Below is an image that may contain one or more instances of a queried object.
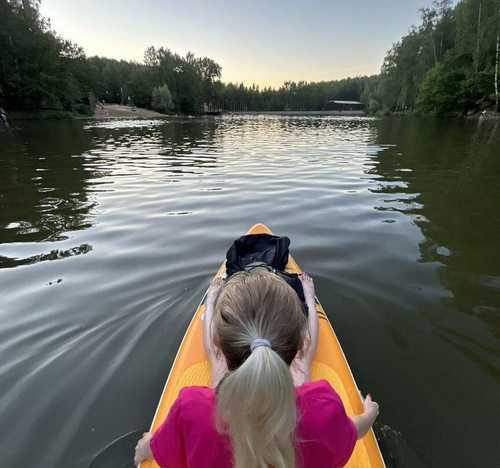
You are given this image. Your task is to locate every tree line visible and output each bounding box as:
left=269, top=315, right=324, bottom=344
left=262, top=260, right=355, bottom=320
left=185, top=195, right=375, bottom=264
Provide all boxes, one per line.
left=1, top=0, right=499, bottom=116
left=0, top=0, right=222, bottom=114
left=363, top=0, right=500, bottom=114
left=0, top=0, right=367, bottom=114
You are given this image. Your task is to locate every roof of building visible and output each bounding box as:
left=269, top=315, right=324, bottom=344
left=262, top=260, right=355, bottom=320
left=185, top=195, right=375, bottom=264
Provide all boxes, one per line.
left=329, top=100, right=363, bottom=105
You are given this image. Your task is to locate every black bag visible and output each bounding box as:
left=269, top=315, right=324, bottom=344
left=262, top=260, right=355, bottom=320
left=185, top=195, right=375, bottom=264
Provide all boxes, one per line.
left=225, top=234, right=306, bottom=305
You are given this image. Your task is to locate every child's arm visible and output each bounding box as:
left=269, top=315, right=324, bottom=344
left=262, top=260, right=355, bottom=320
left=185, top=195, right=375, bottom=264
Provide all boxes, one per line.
left=203, top=277, right=228, bottom=387
left=202, top=277, right=224, bottom=363
left=299, top=272, right=319, bottom=364
left=351, top=394, right=379, bottom=439
left=290, top=273, right=319, bottom=386
left=202, top=302, right=216, bottom=362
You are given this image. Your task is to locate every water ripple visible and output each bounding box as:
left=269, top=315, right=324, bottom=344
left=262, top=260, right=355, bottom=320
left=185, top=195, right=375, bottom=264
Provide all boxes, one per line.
left=1, top=115, right=499, bottom=467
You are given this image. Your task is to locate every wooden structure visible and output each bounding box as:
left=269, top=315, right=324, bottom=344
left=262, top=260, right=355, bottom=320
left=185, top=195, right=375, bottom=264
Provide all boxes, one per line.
left=325, top=100, right=365, bottom=114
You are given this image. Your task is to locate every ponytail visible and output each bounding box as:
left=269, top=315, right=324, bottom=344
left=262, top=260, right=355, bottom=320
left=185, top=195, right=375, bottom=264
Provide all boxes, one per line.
left=217, top=346, right=297, bottom=468
left=213, top=269, right=306, bottom=468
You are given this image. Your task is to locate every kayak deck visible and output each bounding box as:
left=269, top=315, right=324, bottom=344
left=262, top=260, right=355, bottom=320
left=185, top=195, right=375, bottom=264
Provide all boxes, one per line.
left=142, top=223, right=384, bottom=467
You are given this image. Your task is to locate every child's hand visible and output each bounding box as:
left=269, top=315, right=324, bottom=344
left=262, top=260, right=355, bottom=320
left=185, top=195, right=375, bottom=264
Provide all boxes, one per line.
left=134, top=431, right=153, bottom=466
left=299, top=272, right=315, bottom=302
left=363, top=394, right=379, bottom=418
left=353, top=394, right=380, bottom=439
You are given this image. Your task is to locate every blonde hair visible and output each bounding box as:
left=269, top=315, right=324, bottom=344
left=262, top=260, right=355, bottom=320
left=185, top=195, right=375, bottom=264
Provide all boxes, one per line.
left=213, top=269, right=306, bottom=468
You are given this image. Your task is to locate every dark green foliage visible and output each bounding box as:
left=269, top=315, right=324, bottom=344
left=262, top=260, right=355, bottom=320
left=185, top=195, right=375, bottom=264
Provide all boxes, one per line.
left=141, top=47, right=221, bottom=113
left=0, top=0, right=90, bottom=112
left=217, top=77, right=369, bottom=112
left=151, top=84, right=173, bottom=113
left=0, top=2, right=223, bottom=114
left=417, top=62, right=466, bottom=113
left=364, top=0, right=500, bottom=114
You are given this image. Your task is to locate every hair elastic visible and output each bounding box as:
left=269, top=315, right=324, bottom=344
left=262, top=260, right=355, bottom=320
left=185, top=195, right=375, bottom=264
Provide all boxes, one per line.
left=250, top=338, right=272, bottom=352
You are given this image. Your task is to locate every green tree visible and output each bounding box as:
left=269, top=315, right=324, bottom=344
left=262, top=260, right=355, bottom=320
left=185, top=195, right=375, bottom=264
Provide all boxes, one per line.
left=417, top=62, right=464, bottom=113
left=0, top=0, right=91, bottom=111
left=151, top=84, right=173, bottom=113
left=362, top=0, right=500, bottom=114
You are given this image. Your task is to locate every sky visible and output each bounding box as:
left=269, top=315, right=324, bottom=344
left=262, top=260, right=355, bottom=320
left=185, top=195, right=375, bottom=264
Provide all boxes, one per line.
left=40, top=0, right=436, bottom=88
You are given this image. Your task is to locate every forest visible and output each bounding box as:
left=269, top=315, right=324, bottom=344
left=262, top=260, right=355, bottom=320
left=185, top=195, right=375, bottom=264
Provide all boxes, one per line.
left=1, top=0, right=499, bottom=115
left=363, top=0, right=500, bottom=114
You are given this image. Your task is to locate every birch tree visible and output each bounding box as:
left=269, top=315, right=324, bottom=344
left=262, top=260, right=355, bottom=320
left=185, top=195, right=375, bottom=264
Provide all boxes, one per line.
left=496, top=10, right=499, bottom=112
left=475, top=0, right=483, bottom=73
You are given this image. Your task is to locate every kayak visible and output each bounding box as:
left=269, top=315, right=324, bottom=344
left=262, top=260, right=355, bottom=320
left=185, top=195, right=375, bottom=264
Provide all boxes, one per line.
left=141, top=223, right=385, bottom=467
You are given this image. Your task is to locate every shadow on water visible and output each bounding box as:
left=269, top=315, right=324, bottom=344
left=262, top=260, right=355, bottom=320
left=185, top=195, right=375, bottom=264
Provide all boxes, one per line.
left=374, top=117, right=500, bottom=343
left=366, top=117, right=500, bottom=467
left=0, top=121, right=99, bottom=269
left=0, top=121, right=97, bottom=244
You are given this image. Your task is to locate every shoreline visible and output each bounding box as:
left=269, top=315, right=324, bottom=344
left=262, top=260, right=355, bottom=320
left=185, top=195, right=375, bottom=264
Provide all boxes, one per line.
left=231, top=110, right=367, bottom=116
left=92, top=104, right=167, bottom=119
left=5, top=105, right=500, bottom=121
left=7, top=104, right=168, bottom=121
left=470, top=110, right=500, bottom=121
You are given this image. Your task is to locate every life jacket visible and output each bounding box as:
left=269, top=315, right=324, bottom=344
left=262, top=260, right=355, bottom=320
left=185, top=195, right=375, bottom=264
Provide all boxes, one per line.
left=225, top=234, right=306, bottom=307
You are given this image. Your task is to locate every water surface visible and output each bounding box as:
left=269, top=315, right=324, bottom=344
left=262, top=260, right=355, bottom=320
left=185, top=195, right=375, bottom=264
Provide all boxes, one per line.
left=1, top=115, right=499, bottom=467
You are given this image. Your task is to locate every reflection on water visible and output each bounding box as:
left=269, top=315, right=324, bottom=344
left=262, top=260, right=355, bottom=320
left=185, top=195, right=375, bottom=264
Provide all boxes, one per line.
left=0, top=243, right=93, bottom=268
left=84, top=119, right=166, bottom=130
left=1, top=122, right=96, bottom=246
left=0, top=115, right=499, bottom=467
left=376, top=118, right=500, bottom=345
left=0, top=118, right=220, bottom=267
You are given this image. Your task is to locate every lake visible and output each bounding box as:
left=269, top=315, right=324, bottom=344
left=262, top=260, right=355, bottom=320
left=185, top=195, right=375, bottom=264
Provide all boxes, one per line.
left=1, top=115, right=499, bottom=467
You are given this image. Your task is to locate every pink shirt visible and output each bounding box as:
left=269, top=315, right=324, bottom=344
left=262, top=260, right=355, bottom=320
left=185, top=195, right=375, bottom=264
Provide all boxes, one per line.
left=150, top=380, right=357, bottom=468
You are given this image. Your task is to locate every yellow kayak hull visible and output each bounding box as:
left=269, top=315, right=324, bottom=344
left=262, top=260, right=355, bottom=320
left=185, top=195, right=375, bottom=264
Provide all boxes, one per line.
left=143, top=223, right=385, bottom=467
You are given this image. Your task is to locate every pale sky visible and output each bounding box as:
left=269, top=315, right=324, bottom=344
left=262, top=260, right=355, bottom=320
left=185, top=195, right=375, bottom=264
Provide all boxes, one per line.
left=40, top=0, right=436, bottom=88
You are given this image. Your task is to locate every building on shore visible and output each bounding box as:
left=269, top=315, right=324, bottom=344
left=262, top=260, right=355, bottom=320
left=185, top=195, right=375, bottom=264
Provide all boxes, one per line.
left=202, top=102, right=223, bottom=115
left=324, top=100, right=365, bottom=115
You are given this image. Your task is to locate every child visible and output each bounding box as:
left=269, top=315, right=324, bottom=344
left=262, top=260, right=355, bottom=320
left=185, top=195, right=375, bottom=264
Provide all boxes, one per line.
left=135, top=269, right=379, bottom=467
